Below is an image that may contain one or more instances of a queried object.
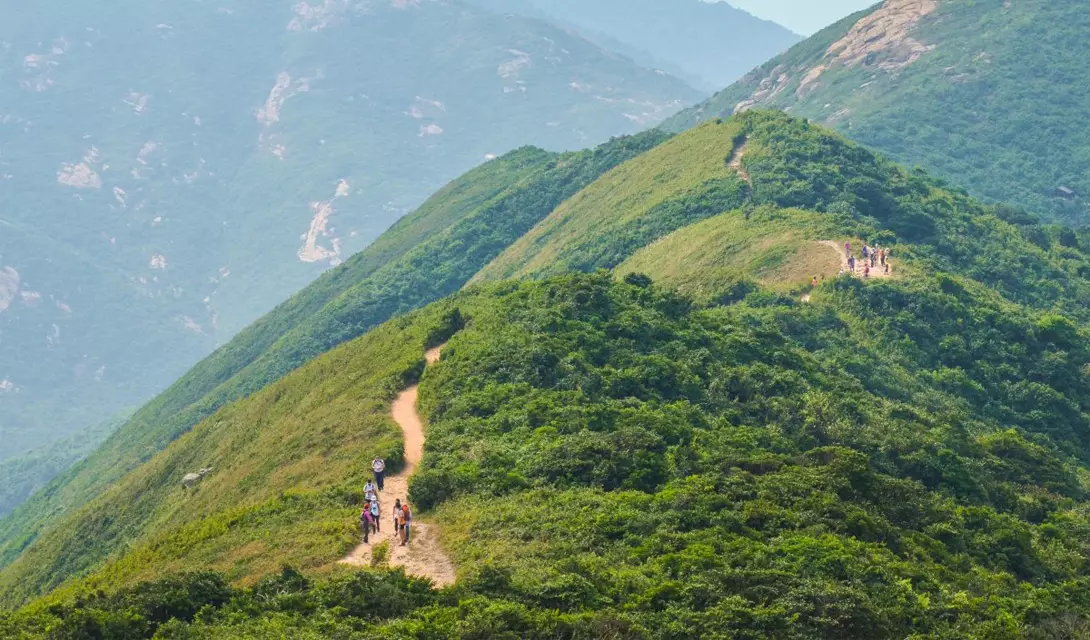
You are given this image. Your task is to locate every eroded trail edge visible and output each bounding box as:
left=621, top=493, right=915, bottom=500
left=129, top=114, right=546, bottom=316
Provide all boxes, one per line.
left=339, top=345, right=455, bottom=586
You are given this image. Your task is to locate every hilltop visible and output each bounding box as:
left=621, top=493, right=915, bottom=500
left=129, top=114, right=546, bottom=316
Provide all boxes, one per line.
left=667, top=0, right=1090, bottom=226
left=0, top=0, right=699, bottom=469
left=4, top=112, right=1090, bottom=637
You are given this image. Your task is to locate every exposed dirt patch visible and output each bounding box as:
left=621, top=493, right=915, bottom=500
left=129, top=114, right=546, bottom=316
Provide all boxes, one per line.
left=339, top=345, right=455, bottom=587
left=727, top=138, right=751, bottom=185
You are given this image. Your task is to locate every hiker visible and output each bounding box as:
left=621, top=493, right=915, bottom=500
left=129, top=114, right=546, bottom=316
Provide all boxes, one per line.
left=884, top=262, right=890, bottom=275
left=811, top=275, right=819, bottom=288
left=393, top=498, right=402, bottom=537
left=364, top=479, right=377, bottom=503
left=880, top=248, right=887, bottom=266
left=361, top=507, right=374, bottom=543
left=369, top=498, right=381, bottom=533
left=862, top=244, right=869, bottom=260
left=864, top=263, right=871, bottom=278
left=372, top=457, right=386, bottom=491
left=870, top=250, right=877, bottom=268
left=848, top=255, right=856, bottom=272
left=400, top=503, right=412, bottom=546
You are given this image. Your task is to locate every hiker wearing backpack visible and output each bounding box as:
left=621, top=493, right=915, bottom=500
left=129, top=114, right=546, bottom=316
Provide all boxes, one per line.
left=361, top=507, right=374, bottom=543
left=364, top=479, right=377, bottom=503
left=369, top=498, right=381, bottom=533
left=372, top=458, right=386, bottom=491
left=400, top=503, right=412, bottom=546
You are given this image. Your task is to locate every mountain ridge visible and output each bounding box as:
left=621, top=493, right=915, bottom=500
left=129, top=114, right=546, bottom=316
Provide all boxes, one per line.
left=4, top=114, right=1090, bottom=640
left=666, top=0, right=1090, bottom=225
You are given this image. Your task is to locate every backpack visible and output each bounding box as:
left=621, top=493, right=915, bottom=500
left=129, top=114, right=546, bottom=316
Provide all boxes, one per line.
left=370, top=502, right=380, bottom=516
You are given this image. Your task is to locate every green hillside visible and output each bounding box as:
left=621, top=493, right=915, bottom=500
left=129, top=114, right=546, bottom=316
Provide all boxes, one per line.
left=666, top=0, right=1090, bottom=226
left=6, top=112, right=1090, bottom=637
left=0, top=132, right=666, bottom=577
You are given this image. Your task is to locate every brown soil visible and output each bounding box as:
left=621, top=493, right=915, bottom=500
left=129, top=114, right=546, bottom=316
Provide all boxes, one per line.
left=338, top=344, right=455, bottom=587
left=728, top=138, right=751, bottom=184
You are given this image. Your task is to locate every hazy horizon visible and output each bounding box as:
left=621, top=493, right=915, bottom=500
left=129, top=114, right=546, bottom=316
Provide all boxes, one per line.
left=718, top=0, right=877, bottom=35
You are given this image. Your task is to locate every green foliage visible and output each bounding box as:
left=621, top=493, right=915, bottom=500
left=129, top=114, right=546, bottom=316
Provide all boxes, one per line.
left=7, top=271, right=1090, bottom=637
left=0, top=131, right=665, bottom=573
left=666, top=0, right=1090, bottom=226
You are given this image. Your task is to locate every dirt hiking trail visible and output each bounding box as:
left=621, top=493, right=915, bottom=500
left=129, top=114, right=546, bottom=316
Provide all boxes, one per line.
left=803, top=241, right=894, bottom=303
left=339, top=345, right=455, bottom=587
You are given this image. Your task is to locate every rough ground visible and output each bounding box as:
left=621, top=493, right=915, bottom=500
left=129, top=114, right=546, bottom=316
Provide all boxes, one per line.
left=803, top=240, right=894, bottom=302
left=339, top=346, right=455, bottom=587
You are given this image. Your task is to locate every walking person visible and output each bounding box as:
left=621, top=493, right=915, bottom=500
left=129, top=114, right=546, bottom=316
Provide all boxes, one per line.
left=864, top=263, right=871, bottom=279
left=361, top=507, right=373, bottom=543
left=862, top=244, right=869, bottom=261
left=393, top=499, right=402, bottom=537
left=400, top=503, right=412, bottom=546
left=870, top=250, right=877, bottom=268
left=370, top=497, right=381, bottom=533
left=364, top=479, right=378, bottom=503
left=880, top=248, right=886, bottom=266
left=848, top=255, right=856, bottom=273
left=844, top=241, right=851, bottom=259
left=372, top=457, right=386, bottom=491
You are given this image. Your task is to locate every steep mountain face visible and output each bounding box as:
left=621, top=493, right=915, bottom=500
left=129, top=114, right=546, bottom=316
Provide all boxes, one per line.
left=5, top=112, right=1090, bottom=637
left=667, top=0, right=1090, bottom=225
left=468, top=0, right=801, bottom=90
left=0, top=0, right=700, bottom=462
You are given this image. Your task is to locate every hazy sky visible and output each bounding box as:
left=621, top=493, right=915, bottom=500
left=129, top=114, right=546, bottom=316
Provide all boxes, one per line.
left=719, top=0, right=878, bottom=35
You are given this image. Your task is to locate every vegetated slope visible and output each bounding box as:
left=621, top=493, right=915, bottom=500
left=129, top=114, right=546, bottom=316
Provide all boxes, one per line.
left=477, top=112, right=1090, bottom=322
left=0, top=132, right=667, bottom=587
left=0, top=298, right=465, bottom=610
left=616, top=206, right=848, bottom=302
left=466, top=0, right=800, bottom=91
left=6, top=266, right=1090, bottom=637
left=666, top=0, right=1090, bottom=226
left=0, top=412, right=130, bottom=520
left=0, top=0, right=700, bottom=464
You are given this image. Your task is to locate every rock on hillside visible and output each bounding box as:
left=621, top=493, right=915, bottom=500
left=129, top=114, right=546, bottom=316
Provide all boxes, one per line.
left=666, top=0, right=1090, bottom=225
left=0, top=0, right=700, bottom=463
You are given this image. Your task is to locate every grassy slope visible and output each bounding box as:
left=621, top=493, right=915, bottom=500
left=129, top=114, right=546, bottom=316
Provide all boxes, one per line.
left=6, top=113, right=1090, bottom=636
left=480, top=111, right=1090, bottom=321
left=0, top=299, right=458, bottom=607
left=616, top=206, right=846, bottom=300
left=0, top=148, right=551, bottom=568
left=473, top=119, right=749, bottom=281
left=0, top=131, right=668, bottom=598
left=665, top=0, right=1090, bottom=225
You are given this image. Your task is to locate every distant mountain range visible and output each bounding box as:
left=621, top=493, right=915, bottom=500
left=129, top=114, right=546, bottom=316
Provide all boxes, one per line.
left=0, top=0, right=703, bottom=463
left=468, top=0, right=801, bottom=90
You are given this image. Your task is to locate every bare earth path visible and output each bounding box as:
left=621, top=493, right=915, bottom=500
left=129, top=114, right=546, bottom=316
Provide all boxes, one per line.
left=339, top=346, right=455, bottom=587
left=803, top=241, right=894, bottom=303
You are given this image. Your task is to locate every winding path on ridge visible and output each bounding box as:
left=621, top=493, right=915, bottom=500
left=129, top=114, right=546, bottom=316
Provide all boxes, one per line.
left=339, top=345, right=455, bottom=587
left=802, top=241, right=894, bottom=303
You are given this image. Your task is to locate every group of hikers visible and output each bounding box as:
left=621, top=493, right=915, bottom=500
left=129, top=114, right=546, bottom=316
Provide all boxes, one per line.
left=845, top=241, right=890, bottom=278
left=360, top=457, right=413, bottom=546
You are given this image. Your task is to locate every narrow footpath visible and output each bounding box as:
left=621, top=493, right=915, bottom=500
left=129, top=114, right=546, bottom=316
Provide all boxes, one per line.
left=803, top=241, right=894, bottom=303
left=339, top=345, right=455, bottom=586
